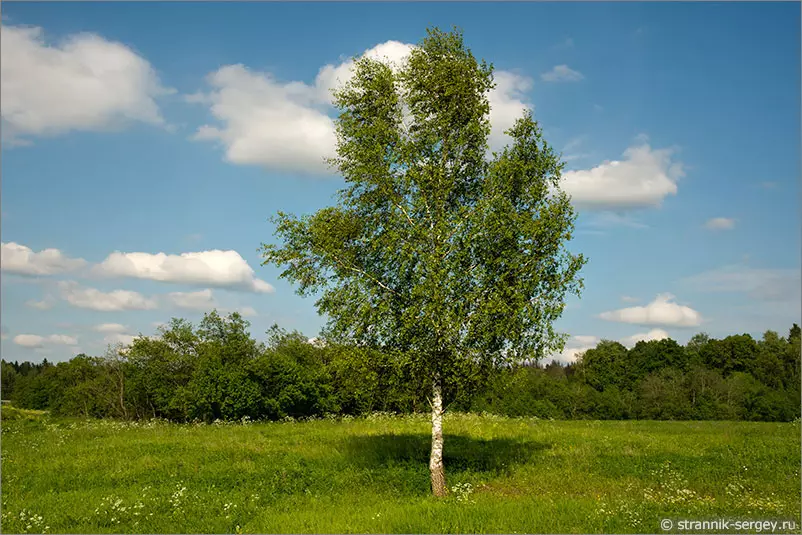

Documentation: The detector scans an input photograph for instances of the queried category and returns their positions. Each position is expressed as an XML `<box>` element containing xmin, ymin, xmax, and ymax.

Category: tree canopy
<box><xmin>260</xmin><ymin>27</ymin><xmax>586</xmax><ymax>496</ymax></box>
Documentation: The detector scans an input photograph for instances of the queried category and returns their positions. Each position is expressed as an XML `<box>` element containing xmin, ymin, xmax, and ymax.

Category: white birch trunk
<box><xmin>429</xmin><ymin>378</ymin><xmax>447</xmax><ymax>496</ymax></box>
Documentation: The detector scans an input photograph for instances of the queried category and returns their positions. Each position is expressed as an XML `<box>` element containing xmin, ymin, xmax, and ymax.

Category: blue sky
<box><xmin>1</xmin><ymin>2</ymin><xmax>800</xmax><ymax>364</ymax></box>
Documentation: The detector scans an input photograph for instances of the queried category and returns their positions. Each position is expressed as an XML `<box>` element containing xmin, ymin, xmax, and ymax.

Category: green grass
<box><xmin>1</xmin><ymin>409</ymin><xmax>800</xmax><ymax>533</ymax></box>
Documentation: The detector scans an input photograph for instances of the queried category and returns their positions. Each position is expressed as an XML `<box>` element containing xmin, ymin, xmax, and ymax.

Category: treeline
<box><xmin>1</xmin><ymin>312</ymin><xmax>800</xmax><ymax>422</ymax></box>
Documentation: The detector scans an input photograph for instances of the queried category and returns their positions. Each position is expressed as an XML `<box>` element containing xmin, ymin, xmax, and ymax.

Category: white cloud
<box><xmin>683</xmin><ymin>265</ymin><xmax>801</xmax><ymax>303</ymax></box>
<box><xmin>487</xmin><ymin>70</ymin><xmax>533</xmax><ymax>151</ymax></box>
<box><xmin>165</xmin><ymin>289</ymin><xmax>216</xmax><ymax>311</ymax></box>
<box><xmin>13</xmin><ymin>334</ymin><xmax>44</xmax><ymax>348</ymax></box>
<box><xmin>620</xmin><ymin>328</ymin><xmax>669</xmax><ymax>348</ymax></box>
<box><xmin>1</xmin><ymin>242</ymin><xmax>86</xmax><ymax>276</ymax></box>
<box><xmin>561</xmin><ymin>144</ymin><xmax>684</xmax><ymax>210</ymax></box>
<box><xmin>0</xmin><ymin>326</ymin><xmax>7</xmax><ymax>341</ymax></box>
<box><xmin>13</xmin><ymin>333</ymin><xmax>77</xmax><ymax>348</ymax></box>
<box><xmin>188</xmin><ymin>41</ymin><xmax>414</xmax><ymax>175</ymax></box>
<box><xmin>92</xmin><ymin>323</ymin><xmax>128</xmax><ymax>333</ymax></box>
<box><xmin>190</xmin><ymin>40</ymin><xmax>533</xmax><ymax>171</ymax></box>
<box><xmin>58</xmin><ymin>281</ymin><xmax>158</xmax><ymax>311</ymax></box>
<box><xmin>26</xmin><ymin>295</ymin><xmax>56</xmax><ymax>310</ymax></box>
<box><xmin>191</xmin><ymin>64</ymin><xmax>337</xmax><ymax>174</ymax></box>
<box><xmin>93</xmin><ymin>249</ymin><xmax>274</xmax><ymax>293</ymax></box>
<box><xmin>541</xmin><ymin>65</ymin><xmax>584</xmax><ymax>83</ymax></box>
<box><xmin>236</xmin><ymin>306</ymin><xmax>257</xmax><ymax>317</ymax></box>
<box><xmin>103</xmin><ymin>333</ymin><xmax>136</xmax><ymax>346</ymax></box>
<box><xmin>314</xmin><ymin>41</ymin><xmax>413</xmax><ymax>102</ymax></box>
<box><xmin>47</xmin><ymin>334</ymin><xmax>79</xmax><ymax>346</ymax></box>
<box><xmin>1</xmin><ymin>25</ymin><xmax>172</xmax><ymax>143</ymax></box>
<box><xmin>704</xmin><ymin>217</ymin><xmax>736</xmax><ymax>231</ymax></box>
<box><xmin>599</xmin><ymin>293</ymin><xmax>703</xmax><ymax>328</ymax></box>
<box><xmin>552</xmin><ymin>334</ymin><xmax>600</xmax><ymax>364</ymax></box>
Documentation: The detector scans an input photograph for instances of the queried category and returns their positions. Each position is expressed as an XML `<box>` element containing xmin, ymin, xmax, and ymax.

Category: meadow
<box><xmin>1</xmin><ymin>406</ymin><xmax>800</xmax><ymax>534</ymax></box>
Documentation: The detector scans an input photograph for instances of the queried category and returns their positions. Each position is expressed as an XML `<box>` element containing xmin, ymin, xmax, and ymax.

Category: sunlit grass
<box><xmin>1</xmin><ymin>409</ymin><xmax>799</xmax><ymax>533</ymax></box>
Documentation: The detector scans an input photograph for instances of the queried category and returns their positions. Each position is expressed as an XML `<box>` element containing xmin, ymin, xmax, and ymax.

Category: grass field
<box><xmin>1</xmin><ymin>407</ymin><xmax>800</xmax><ymax>534</ymax></box>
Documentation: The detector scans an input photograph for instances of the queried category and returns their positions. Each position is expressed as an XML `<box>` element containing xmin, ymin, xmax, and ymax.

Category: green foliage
<box><xmin>577</xmin><ymin>340</ymin><xmax>629</xmax><ymax>391</ymax></box>
<box><xmin>3</xmin><ymin>315</ymin><xmax>800</xmax><ymax>423</ymax></box>
<box><xmin>260</xmin><ymin>27</ymin><xmax>585</xmax><ymax>402</ymax></box>
<box><xmin>700</xmin><ymin>334</ymin><xmax>758</xmax><ymax>376</ymax></box>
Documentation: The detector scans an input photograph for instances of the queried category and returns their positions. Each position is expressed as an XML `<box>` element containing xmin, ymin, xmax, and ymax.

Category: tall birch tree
<box><xmin>260</xmin><ymin>27</ymin><xmax>586</xmax><ymax>496</ymax></box>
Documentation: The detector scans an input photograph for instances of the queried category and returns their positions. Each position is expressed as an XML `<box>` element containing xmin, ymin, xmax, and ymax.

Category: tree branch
<box><xmin>328</xmin><ymin>252</ymin><xmax>399</xmax><ymax>297</ymax></box>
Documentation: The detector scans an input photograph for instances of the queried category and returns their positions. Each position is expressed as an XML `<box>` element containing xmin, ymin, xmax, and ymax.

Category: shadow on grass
<box><xmin>344</xmin><ymin>433</ymin><xmax>551</xmax><ymax>475</ymax></box>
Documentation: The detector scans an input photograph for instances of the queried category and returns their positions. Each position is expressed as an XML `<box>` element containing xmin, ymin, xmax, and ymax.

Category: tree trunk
<box><xmin>429</xmin><ymin>377</ymin><xmax>447</xmax><ymax>497</ymax></box>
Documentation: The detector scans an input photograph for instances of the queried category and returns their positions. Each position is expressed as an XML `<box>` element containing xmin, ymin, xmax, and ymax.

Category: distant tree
<box><xmin>686</xmin><ymin>363</ymin><xmax>724</xmax><ymax>420</ymax></box>
<box><xmin>628</xmin><ymin>338</ymin><xmax>688</xmax><ymax>378</ymax></box>
<box><xmin>126</xmin><ymin>319</ymin><xmax>199</xmax><ymax>420</ymax></box>
<box><xmin>577</xmin><ymin>340</ymin><xmax>628</xmax><ymax>391</ymax></box>
<box><xmin>102</xmin><ymin>343</ymin><xmax>131</xmax><ymax>419</ymax></box>
<box><xmin>788</xmin><ymin>323</ymin><xmax>801</xmax><ymax>342</ymax></box>
<box><xmin>753</xmin><ymin>330</ymin><xmax>787</xmax><ymax>388</ymax></box>
<box><xmin>784</xmin><ymin>324</ymin><xmax>801</xmax><ymax>389</ymax></box>
<box><xmin>1</xmin><ymin>360</ymin><xmax>18</xmax><ymax>400</ymax></box>
<box><xmin>543</xmin><ymin>360</ymin><xmax>567</xmax><ymax>380</ymax></box>
<box><xmin>685</xmin><ymin>332</ymin><xmax>711</xmax><ymax>367</ymax></box>
<box><xmin>261</xmin><ymin>27</ymin><xmax>586</xmax><ymax>496</ymax></box>
<box><xmin>190</xmin><ymin>311</ymin><xmax>263</xmax><ymax>421</ymax></box>
<box><xmin>701</xmin><ymin>334</ymin><xmax>757</xmax><ymax>376</ymax></box>
<box><xmin>638</xmin><ymin>368</ymin><xmax>690</xmax><ymax>420</ymax></box>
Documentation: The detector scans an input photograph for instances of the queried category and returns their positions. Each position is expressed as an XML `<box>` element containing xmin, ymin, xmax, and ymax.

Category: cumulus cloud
<box><xmin>561</xmin><ymin>144</ymin><xmax>684</xmax><ymax>210</ymax></box>
<box><xmin>12</xmin><ymin>334</ymin><xmax>44</xmax><ymax>348</ymax></box>
<box><xmin>188</xmin><ymin>41</ymin><xmax>412</xmax><ymax>175</ymax></box>
<box><xmin>103</xmin><ymin>333</ymin><xmax>136</xmax><ymax>346</ymax></box>
<box><xmin>599</xmin><ymin>293</ymin><xmax>703</xmax><ymax>328</ymax></box>
<box><xmin>58</xmin><ymin>281</ymin><xmax>158</xmax><ymax>311</ymax></box>
<box><xmin>314</xmin><ymin>40</ymin><xmax>414</xmax><ymax>102</ymax></box>
<box><xmin>190</xmin><ymin>64</ymin><xmax>338</xmax><ymax>174</ymax></box>
<box><xmin>1</xmin><ymin>25</ymin><xmax>173</xmax><ymax>143</ymax></box>
<box><xmin>1</xmin><ymin>242</ymin><xmax>86</xmax><ymax>276</ymax></box>
<box><xmin>704</xmin><ymin>217</ymin><xmax>736</xmax><ymax>231</ymax></box>
<box><xmin>48</xmin><ymin>334</ymin><xmax>79</xmax><ymax>346</ymax></box>
<box><xmin>190</xmin><ymin>40</ymin><xmax>533</xmax><ymax>172</ymax></box>
<box><xmin>93</xmin><ymin>323</ymin><xmax>128</xmax><ymax>333</ymax></box>
<box><xmin>487</xmin><ymin>70</ymin><xmax>533</xmax><ymax>151</ymax></box>
<box><xmin>236</xmin><ymin>306</ymin><xmax>257</xmax><ymax>317</ymax></box>
<box><xmin>26</xmin><ymin>295</ymin><xmax>56</xmax><ymax>310</ymax></box>
<box><xmin>620</xmin><ymin>328</ymin><xmax>669</xmax><ymax>348</ymax></box>
<box><xmin>541</xmin><ymin>64</ymin><xmax>584</xmax><ymax>83</ymax></box>
<box><xmin>93</xmin><ymin>249</ymin><xmax>274</xmax><ymax>293</ymax></box>
<box><xmin>552</xmin><ymin>334</ymin><xmax>600</xmax><ymax>364</ymax></box>
<box><xmin>165</xmin><ymin>289</ymin><xmax>216</xmax><ymax>311</ymax></box>
<box><xmin>13</xmin><ymin>333</ymin><xmax>78</xmax><ymax>348</ymax></box>
<box><xmin>683</xmin><ymin>265</ymin><xmax>801</xmax><ymax>303</ymax></box>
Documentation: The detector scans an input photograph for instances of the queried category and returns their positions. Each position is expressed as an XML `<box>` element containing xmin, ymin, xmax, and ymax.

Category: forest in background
<box><xmin>2</xmin><ymin>312</ymin><xmax>799</xmax><ymax>422</ymax></box>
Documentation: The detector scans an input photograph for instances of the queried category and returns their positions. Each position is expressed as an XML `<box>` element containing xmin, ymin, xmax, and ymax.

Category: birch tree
<box><xmin>260</xmin><ymin>27</ymin><xmax>586</xmax><ymax>496</ymax></box>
